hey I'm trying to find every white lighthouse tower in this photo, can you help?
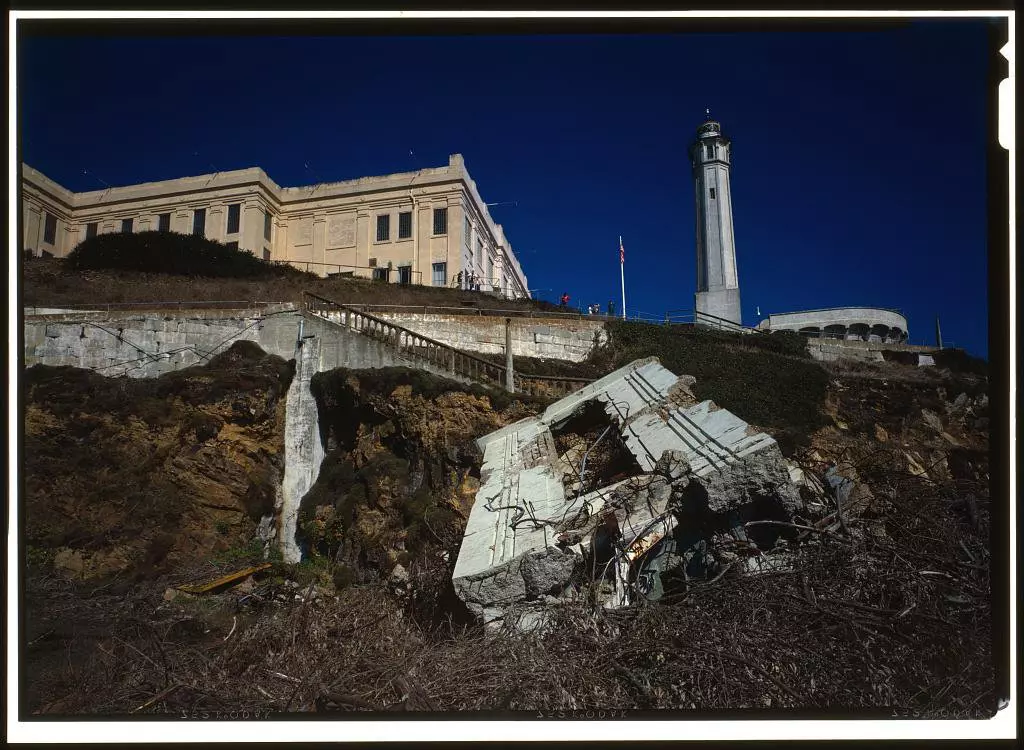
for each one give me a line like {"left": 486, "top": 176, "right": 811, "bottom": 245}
{"left": 690, "top": 111, "right": 741, "bottom": 326}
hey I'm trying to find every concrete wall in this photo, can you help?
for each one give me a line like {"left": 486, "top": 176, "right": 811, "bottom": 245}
{"left": 806, "top": 338, "right": 938, "bottom": 363}
{"left": 369, "top": 312, "right": 608, "bottom": 363}
{"left": 24, "top": 306, "right": 476, "bottom": 384}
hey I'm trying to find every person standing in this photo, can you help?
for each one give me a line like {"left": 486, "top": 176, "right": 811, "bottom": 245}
{"left": 560, "top": 292, "right": 570, "bottom": 308}
{"left": 607, "top": 300, "right": 615, "bottom": 317}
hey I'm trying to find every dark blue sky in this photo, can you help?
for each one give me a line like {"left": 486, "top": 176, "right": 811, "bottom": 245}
{"left": 19, "top": 20, "right": 997, "bottom": 356}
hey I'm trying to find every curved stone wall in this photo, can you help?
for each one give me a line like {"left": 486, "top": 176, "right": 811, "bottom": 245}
{"left": 756, "top": 307, "right": 908, "bottom": 344}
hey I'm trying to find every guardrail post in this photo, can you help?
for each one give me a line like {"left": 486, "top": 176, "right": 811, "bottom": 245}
{"left": 504, "top": 317, "right": 514, "bottom": 393}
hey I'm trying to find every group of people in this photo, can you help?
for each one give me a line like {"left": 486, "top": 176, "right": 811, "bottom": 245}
{"left": 455, "top": 271, "right": 483, "bottom": 291}
{"left": 559, "top": 292, "right": 615, "bottom": 317}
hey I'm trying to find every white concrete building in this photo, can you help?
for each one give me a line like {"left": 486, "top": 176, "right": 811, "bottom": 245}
{"left": 689, "top": 113, "right": 741, "bottom": 326}
{"left": 755, "top": 307, "right": 909, "bottom": 343}
{"left": 20, "top": 155, "right": 530, "bottom": 299}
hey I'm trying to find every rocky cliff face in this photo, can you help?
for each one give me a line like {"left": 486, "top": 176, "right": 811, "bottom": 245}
{"left": 24, "top": 340, "right": 294, "bottom": 580}
{"left": 298, "top": 368, "right": 543, "bottom": 589}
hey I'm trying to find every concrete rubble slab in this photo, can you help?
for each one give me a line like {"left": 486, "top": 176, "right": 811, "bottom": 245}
{"left": 452, "top": 357, "right": 803, "bottom": 625}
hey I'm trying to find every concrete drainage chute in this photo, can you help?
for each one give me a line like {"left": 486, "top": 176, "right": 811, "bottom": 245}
{"left": 277, "top": 330, "right": 325, "bottom": 564}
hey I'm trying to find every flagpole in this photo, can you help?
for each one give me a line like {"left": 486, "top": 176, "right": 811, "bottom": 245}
{"left": 619, "top": 235, "right": 626, "bottom": 319}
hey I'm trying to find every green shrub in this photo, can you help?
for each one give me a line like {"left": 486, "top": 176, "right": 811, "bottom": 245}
{"left": 932, "top": 348, "right": 988, "bottom": 376}
{"left": 64, "top": 230, "right": 301, "bottom": 278}
{"left": 599, "top": 321, "right": 829, "bottom": 443}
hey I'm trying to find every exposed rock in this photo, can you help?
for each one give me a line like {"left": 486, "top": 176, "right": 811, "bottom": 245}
{"left": 389, "top": 564, "right": 409, "bottom": 587}
{"left": 921, "top": 408, "right": 944, "bottom": 432}
{"left": 23, "top": 341, "right": 292, "bottom": 579}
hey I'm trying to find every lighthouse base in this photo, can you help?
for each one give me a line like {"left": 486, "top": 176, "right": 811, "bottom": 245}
{"left": 695, "top": 288, "right": 742, "bottom": 328}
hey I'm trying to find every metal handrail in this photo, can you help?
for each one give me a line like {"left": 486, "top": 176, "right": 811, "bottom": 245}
{"left": 272, "top": 259, "right": 423, "bottom": 284}
{"left": 23, "top": 299, "right": 286, "bottom": 311}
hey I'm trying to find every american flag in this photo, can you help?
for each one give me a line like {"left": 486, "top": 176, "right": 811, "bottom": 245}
{"left": 619, "top": 236, "right": 625, "bottom": 264}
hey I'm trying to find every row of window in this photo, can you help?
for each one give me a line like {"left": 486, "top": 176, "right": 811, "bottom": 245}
{"left": 375, "top": 207, "right": 448, "bottom": 243}
{"left": 462, "top": 213, "right": 500, "bottom": 275}
{"left": 80, "top": 205, "right": 274, "bottom": 242}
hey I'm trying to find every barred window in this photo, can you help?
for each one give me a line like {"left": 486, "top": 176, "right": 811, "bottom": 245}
{"left": 705, "top": 142, "right": 715, "bottom": 159}
{"left": 192, "top": 208, "right": 206, "bottom": 237}
{"left": 432, "top": 261, "right": 447, "bottom": 287}
{"left": 264, "top": 211, "right": 272, "bottom": 241}
{"left": 157, "top": 213, "right": 171, "bottom": 232}
{"left": 398, "top": 211, "right": 412, "bottom": 239}
{"left": 86, "top": 222, "right": 98, "bottom": 239}
{"left": 225, "top": 241, "right": 238, "bottom": 252}
{"left": 226, "top": 204, "right": 241, "bottom": 234}
{"left": 433, "top": 207, "right": 447, "bottom": 236}
{"left": 121, "top": 218, "right": 134, "bottom": 234}
{"left": 464, "top": 216, "right": 471, "bottom": 246}
{"left": 376, "top": 214, "right": 390, "bottom": 242}
{"left": 43, "top": 213, "right": 57, "bottom": 244}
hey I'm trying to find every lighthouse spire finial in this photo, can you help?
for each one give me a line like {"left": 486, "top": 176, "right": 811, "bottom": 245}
{"left": 705, "top": 107, "right": 711, "bottom": 118}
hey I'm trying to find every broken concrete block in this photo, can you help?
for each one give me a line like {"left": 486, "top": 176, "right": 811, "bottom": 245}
{"left": 452, "top": 357, "right": 802, "bottom": 624}
{"left": 521, "top": 547, "right": 578, "bottom": 599}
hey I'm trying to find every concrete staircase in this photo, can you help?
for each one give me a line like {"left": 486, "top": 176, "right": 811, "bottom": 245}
{"left": 302, "top": 291, "right": 594, "bottom": 397}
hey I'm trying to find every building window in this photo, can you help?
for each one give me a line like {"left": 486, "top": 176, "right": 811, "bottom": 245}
{"left": 476, "top": 238, "right": 483, "bottom": 265}
{"left": 368, "top": 257, "right": 377, "bottom": 268}
{"left": 86, "top": 222, "right": 98, "bottom": 239}
{"left": 263, "top": 248, "right": 271, "bottom": 261}
{"left": 432, "top": 261, "right": 447, "bottom": 287}
{"left": 433, "top": 207, "right": 447, "bottom": 236}
{"left": 710, "top": 188, "right": 716, "bottom": 199}
{"left": 264, "top": 211, "right": 272, "bottom": 241}
{"left": 398, "top": 211, "right": 412, "bottom": 239}
{"left": 376, "top": 214, "right": 390, "bottom": 242}
{"left": 43, "top": 213, "right": 57, "bottom": 244}
{"left": 157, "top": 213, "right": 171, "bottom": 232}
{"left": 705, "top": 142, "right": 715, "bottom": 159}
{"left": 224, "top": 241, "right": 238, "bottom": 252}
{"left": 464, "top": 216, "right": 472, "bottom": 247}
{"left": 121, "top": 218, "right": 134, "bottom": 234}
{"left": 192, "top": 208, "right": 206, "bottom": 237}
{"left": 226, "top": 203, "right": 241, "bottom": 234}
{"left": 372, "top": 267, "right": 389, "bottom": 282}
{"left": 397, "top": 265, "right": 412, "bottom": 285}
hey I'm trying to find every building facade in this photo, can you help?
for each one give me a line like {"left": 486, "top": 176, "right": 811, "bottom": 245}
{"left": 20, "top": 154, "right": 530, "bottom": 299}
{"left": 689, "top": 114, "right": 741, "bottom": 326}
